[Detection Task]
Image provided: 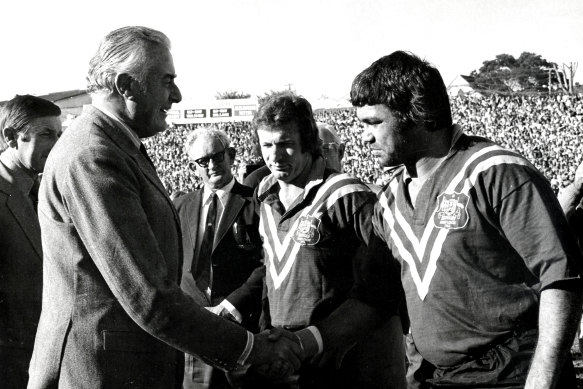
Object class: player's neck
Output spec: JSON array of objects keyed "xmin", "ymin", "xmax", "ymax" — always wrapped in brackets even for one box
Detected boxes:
[
  {"xmin": 406, "ymin": 127, "xmax": 453, "ymax": 180},
  {"xmin": 278, "ymin": 158, "xmax": 314, "ymax": 210}
]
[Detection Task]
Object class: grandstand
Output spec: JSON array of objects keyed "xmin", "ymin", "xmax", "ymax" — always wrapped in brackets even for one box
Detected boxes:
[{"xmin": 141, "ymin": 93, "xmax": 583, "ymax": 196}]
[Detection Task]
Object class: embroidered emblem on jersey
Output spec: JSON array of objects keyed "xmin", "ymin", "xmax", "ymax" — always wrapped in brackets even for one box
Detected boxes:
[
  {"xmin": 434, "ymin": 192, "xmax": 469, "ymax": 230},
  {"xmin": 293, "ymin": 216, "xmax": 321, "ymax": 245},
  {"xmin": 260, "ymin": 174, "xmax": 370, "ymax": 289},
  {"xmin": 379, "ymin": 145, "xmax": 532, "ymax": 300}
]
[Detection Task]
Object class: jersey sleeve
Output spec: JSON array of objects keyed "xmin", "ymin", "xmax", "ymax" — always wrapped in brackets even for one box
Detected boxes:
[{"xmin": 495, "ymin": 168, "xmax": 583, "ymax": 290}]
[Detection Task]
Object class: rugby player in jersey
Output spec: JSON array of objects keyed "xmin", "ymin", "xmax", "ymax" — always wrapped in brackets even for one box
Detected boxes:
[
  {"xmin": 351, "ymin": 50, "xmax": 583, "ymax": 388},
  {"xmin": 213, "ymin": 91, "xmax": 406, "ymax": 389}
]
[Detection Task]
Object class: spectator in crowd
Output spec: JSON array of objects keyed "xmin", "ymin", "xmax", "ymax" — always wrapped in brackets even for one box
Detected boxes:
[
  {"xmin": 218, "ymin": 91, "xmax": 405, "ymax": 388},
  {"xmin": 27, "ymin": 26, "xmax": 301, "ymax": 389},
  {"xmin": 352, "ymin": 50, "xmax": 583, "ymax": 388},
  {"xmin": 174, "ymin": 127, "xmax": 264, "ymax": 389},
  {"xmin": 0, "ymin": 95, "xmax": 62, "ymax": 389}
]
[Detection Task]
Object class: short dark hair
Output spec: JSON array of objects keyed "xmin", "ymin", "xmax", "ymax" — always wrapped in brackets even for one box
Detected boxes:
[
  {"xmin": 350, "ymin": 51, "xmax": 452, "ymax": 131},
  {"xmin": 252, "ymin": 91, "xmax": 320, "ymax": 157},
  {"xmin": 0, "ymin": 95, "xmax": 61, "ymax": 151}
]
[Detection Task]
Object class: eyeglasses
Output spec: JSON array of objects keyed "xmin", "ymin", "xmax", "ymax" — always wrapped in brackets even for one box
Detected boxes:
[{"xmin": 193, "ymin": 150, "xmax": 226, "ymax": 168}]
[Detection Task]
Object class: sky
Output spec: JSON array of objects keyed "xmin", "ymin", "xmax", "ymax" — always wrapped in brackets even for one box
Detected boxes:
[{"xmin": 1, "ymin": 0, "xmax": 582, "ymax": 103}]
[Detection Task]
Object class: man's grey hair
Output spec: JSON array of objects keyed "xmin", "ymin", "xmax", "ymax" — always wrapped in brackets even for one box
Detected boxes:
[
  {"xmin": 185, "ymin": 126, "xmax": 231, "ymax": 156},
  {"xmin": 87, "ymin": 26, "xmax": 171, "ymax": 95}
]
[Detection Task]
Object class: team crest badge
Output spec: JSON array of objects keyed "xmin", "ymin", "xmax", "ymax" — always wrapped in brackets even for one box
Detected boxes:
[
  {"xmin": 293, "ymin": 216, "xmax": 321, "ymax": 245},
  {"xmin": 433, "ymin": 192, "xmax": 469, "ymax": 230}
]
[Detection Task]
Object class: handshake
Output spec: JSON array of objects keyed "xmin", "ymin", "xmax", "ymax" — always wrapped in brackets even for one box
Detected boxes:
[
  {"xmin": 205, "ymin": 305, "xmax": 318, "ymax": 378},
  {"xmin": 247, "ymin": 328, "xmax": 306, "ymax": 378}
]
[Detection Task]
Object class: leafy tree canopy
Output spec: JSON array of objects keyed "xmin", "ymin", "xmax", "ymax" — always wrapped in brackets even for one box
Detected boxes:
[
  {"xmin": 468, "ymin": 52, "xmax": 559, "ymax": 93},
  {"xmin": 215, "ymin": 90, "xmax": 251, "ymax": 99}
]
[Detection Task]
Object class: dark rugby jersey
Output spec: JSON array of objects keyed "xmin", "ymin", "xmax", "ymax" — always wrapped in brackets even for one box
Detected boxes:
[
  {"xmin": 373, "ymin": 133, "xmax": 582, "ymax": 367},
  {"xmin": 258, "ymin": 157, "xmax": 397, "ymax": 328}
]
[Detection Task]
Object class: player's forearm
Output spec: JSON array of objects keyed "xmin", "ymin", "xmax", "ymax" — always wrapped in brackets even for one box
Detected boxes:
[
  {"xmin": 313, "ymin": 298, "xmax": 384, "ymax": 353},
  {"xmin": 525, "ymin": 287, "xmax": 582, "ymax": 389}
]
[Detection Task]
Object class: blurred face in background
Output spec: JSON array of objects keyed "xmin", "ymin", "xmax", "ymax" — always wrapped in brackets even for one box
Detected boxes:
[
  {"xmin": 318, "ymin": 124, "xmax": 344, "ymax": 172},
  {"xmin": 188, "ymin": 134, "xmax": 234, "ymax": 190}
]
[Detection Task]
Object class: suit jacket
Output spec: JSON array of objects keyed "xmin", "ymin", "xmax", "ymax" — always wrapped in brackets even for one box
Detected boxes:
[
  {"xmin": 0, "ymin": 162, "xmax": 43, "ymax": 388},
  {"xmin": 174, "ymin": 181, "xmax": 263, "ymax": 330},
  {"xmin": 27, "ymin": 105, "xmax": 249, "ymax": 389}
]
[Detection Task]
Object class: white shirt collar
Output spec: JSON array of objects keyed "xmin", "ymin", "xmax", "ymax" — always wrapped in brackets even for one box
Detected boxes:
[
  {"xmin": 92, "ymin": 103, "xmax": 141, "ymax": 149},
  {"xmin": 203, "ymin": 177, "xmax": 235, "ymax": 205}
]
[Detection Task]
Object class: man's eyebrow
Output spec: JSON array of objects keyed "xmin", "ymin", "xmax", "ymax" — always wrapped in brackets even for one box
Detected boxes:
[{"xmin": 164, "ymin": 73, "xmax": 177, "ymax": 80}]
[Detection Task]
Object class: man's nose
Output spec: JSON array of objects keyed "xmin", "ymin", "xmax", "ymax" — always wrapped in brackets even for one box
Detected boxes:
[
  {"xmin": 361, "ymin": 126, "xmax": 374, "ymax": 144},
  {"xmin": 171, "ymin": 83, "xmax": 182, "ymax": 103}
]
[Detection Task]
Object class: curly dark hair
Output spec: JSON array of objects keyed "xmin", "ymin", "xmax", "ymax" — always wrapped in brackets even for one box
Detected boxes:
[{"xmin": 350, "ymin": 51, "xmax": 452, "ymax": 131}]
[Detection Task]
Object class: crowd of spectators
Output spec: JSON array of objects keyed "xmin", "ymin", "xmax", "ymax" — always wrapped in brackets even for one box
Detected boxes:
[{"xmin": 143, "ymin": 93, "xmax": 583, "ymax": 195}]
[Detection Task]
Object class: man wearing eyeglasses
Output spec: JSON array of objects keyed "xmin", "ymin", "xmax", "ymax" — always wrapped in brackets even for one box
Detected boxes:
[{"xmin": 174, "ymin": 126, "xmax": 265, "ymax": 389}]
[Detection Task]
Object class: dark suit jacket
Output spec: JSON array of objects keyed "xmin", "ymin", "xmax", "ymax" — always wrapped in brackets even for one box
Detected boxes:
[
  {"xmin": 0, "ymin": 162, "xmax": 43, "ymax": 388},
  {"xmin": 174, "ymin": 181, "xmax": 263, "ymax": 331},
  {"xmin": 27, "ymin": 105, "xmax": 249, "ymax": 389}
]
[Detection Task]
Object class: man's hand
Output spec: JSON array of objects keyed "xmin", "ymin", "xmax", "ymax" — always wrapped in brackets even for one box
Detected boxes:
[
  {"xmin": 247, "ymin": 329, "xmax": 304, "ymax": 379},
  {"xmin": 205, "ymin": 305, "xmax": 238, "ymax": 323}
]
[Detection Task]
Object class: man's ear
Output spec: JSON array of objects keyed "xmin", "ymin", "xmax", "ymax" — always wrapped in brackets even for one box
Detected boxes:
[
  {"xmin": 227, "ymin": 146, "xmax": 236, "ymax": 161},
  {"xmin": 114, "ymin": 73, "xmax": 138, "ymax": 100},
  {"xmin": 338, "ymin": 144, "xmax": 345, "ymax": 163},
  {"xmin": 2, "ymin": 127, "xmax": 18, "ymax": 148}
]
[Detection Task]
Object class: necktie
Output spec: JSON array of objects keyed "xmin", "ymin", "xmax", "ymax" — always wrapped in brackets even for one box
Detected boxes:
[
  {"xmin": 29, "ymin": 175, "xmax": 40, "ymax": 213},
  {"xmin": 139, "ymin": 143, "xmax": 156, "ymax": 169},
  {"xmin": 194, "ymin": 193, "xmax": 218, "ymax": 296}
]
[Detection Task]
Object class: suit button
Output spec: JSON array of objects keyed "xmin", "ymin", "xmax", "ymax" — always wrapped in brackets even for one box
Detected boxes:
[{"xmin": 212, "ymin": 263, "xmax": 219, "ymax": 268}]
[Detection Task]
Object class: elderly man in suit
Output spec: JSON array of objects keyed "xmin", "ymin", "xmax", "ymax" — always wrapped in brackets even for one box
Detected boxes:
[
  {"xmin": 174, "ymin": 127, "xmax": 264, "ymax": 389},
  {"xmin": 27, "ymin": 26, "xmax": 301, "ymax": 389},
  {"xmin": 0, "ymin": 95, "xmax": 61, "ymax": 388}
]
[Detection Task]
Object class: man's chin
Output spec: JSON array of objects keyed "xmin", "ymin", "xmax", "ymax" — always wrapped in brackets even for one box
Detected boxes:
[{"xmin": 271, "ymin": 171, "xmax": 288, "ymax": 180}]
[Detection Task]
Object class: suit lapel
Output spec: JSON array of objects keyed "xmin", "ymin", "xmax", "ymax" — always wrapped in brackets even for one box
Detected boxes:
[
  {"xmin": 214, "ymin": 183, "xmax": 246, "ymax": 251},
  {"xmin": 187, "ymin": 190, "xmax": 203, "ymax": 254},
  {"xmin": 0, "ymin": 167, "xmax": 42, "ymax": 259}
]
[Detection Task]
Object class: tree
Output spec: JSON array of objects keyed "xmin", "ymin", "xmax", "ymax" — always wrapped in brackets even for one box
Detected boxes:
[
  {"xmin": 468, "ymin": 52, "xmax": 561, "ymax": 93},
  {"xmin": 215, "ymin": 90, "xmax": 251, "ymax": 99}
]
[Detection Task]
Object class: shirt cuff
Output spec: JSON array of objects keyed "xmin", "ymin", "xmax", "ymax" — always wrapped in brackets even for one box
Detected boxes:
[
  {"xmin": 220, "ymin": 300, "xmax": 243, "ymax": 323},
  {"xmin": 237, "ymin": 331, "xmax": 254, "ymax": 365},
  {"xmin": 295, "ymin": 326, "xmax": 323, "ymax": 357}
]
